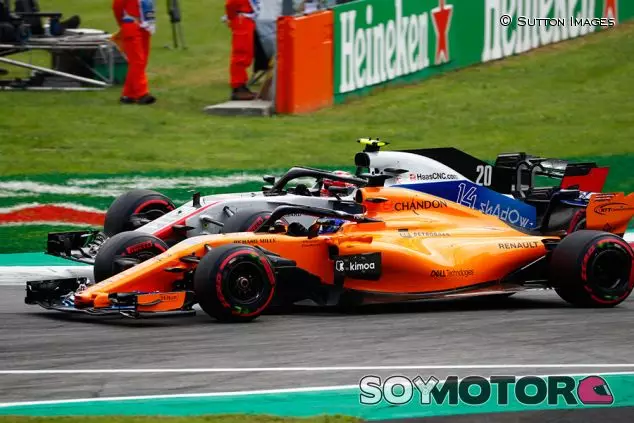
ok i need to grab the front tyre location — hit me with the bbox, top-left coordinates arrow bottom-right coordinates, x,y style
194,244 -> 276,322
220,209 -> 275,234
104,189 -> 176,237
93,231 -> 169,282
550,230 -> 634,307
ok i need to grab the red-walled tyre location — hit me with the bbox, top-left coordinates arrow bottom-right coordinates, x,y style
93,231 -> 169,282
220,209 -> 274,233
550,230 -> 634,307
104,189 -> 176,237
194,244 -> 276,322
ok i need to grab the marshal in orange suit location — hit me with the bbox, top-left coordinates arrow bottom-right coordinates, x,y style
225,0 -> 260,100
112,0 -> 157,105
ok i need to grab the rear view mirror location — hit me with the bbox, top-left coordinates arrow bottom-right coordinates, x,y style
383,168 -> 408,175
307,222 -> 321,239
263,175 -> 276,184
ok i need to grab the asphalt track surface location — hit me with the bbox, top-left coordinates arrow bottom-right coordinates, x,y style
1,285 -> 634,404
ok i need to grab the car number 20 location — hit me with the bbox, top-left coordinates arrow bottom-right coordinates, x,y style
476,164 -> 492,186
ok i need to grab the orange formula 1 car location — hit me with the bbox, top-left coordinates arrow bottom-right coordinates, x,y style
25,187 -> 634,322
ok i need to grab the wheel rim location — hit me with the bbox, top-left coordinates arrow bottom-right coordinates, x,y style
114,249 -> 163,273
136,251 -> 159,262
224,261 -> 266,306
588,246 -> 632,295
128,203 -> 174,230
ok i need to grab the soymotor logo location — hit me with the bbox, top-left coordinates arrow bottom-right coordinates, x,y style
359,375 -> 615,406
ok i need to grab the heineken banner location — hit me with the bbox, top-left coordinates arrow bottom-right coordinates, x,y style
332,0 -> 634,103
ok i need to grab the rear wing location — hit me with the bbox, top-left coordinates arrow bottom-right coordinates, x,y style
560,166 -> 609,193
493,152 -> 609,194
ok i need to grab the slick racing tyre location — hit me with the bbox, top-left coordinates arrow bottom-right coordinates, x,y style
550,230 -> 634,307
221,209 -> 285,233
194,244 -> 276,322
93,231 -> 169,282
104,189 -> 176,237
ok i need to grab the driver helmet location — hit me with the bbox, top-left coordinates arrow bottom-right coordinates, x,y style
320,170 -> 356,197
318,218 -> 346,234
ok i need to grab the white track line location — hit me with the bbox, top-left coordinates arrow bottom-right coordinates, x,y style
1,370 -> 633,409
0,266 -> 93,286
0,385 -> 358,408
2,364 -> 634,375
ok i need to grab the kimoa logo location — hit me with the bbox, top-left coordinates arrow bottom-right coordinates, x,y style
338,0 -> 453,94
337,260 -> 376,271
351,262 -> 376,271
482,0 -> 617,63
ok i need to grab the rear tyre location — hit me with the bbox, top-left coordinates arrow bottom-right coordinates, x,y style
93,231 -> 169,282
550,230 -> 634,307
194,244 -> 276,322
104,189 -> 176,237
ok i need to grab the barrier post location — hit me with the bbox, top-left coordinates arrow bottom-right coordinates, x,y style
275,11 -> 334,114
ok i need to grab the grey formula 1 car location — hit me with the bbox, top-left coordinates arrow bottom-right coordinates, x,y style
47,166 -> 367,281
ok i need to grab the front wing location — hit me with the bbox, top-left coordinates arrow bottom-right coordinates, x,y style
46,230 -> 103,265
25,278 -> 196,318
